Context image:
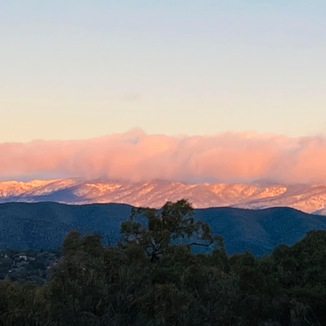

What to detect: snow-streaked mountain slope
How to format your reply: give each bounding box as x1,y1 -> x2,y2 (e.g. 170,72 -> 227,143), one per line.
1,179 -> 326,214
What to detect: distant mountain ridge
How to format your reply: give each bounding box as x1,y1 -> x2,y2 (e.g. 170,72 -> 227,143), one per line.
1,179 -> 326,214
1,202 -> 326,255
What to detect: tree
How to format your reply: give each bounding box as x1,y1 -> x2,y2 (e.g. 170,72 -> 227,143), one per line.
120,199 -> 224,262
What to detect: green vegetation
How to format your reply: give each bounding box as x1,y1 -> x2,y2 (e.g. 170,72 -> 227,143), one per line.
0,249 -> 60,284
0,200 -> 326,325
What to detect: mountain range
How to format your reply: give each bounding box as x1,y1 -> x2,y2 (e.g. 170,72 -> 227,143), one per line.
1,202 -> 326,255
1,178 -> 326,214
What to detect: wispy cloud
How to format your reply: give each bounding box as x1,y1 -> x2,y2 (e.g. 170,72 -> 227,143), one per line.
1,130 -> 326,183
120,93 -> 142,102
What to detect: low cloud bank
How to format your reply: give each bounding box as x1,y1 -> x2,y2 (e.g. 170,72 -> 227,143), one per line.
1,130 -> 326,184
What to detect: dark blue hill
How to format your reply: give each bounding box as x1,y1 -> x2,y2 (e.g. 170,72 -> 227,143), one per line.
0,202 -> 132,250
195,206 -> 326,255
1,202 -> 326,255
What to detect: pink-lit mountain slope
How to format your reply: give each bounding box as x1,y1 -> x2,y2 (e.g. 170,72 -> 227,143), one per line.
1,179 -> 326,215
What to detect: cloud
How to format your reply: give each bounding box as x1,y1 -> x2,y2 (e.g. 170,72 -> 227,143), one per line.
121,92 -> 142,102
1,130 -> 326,184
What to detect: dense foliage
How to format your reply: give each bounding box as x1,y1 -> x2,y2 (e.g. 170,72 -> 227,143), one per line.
0,200 -> 326,325
0,249 -> 60,284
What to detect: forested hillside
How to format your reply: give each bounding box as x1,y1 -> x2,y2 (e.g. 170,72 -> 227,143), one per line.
0,200 -> 326,325
1,202 -> 326,255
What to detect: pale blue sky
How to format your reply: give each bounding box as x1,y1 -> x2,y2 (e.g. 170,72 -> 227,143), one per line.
1,0 -> 326,141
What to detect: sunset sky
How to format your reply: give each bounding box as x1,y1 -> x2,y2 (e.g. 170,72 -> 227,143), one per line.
1,1 -> 326,182
2,1 -> 326,141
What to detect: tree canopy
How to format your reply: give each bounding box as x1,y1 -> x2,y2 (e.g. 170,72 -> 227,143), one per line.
0,200 -> 326,325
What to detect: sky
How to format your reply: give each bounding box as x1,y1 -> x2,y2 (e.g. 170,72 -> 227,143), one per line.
1,1 -> 326,183
1,0 -> 326,142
